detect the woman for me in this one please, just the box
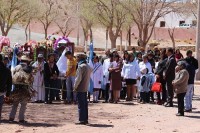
[121,51,129,99]
[44,53,59,104]
[175,49,183,61]
[32,54,45,103]
[109,55,122,103]
[172,61,189,116]
[122,53,141,101]
[123,51,129,63]
[136,52,143,64]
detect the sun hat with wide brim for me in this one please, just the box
[75,53,87,60]
[21,55,32,61]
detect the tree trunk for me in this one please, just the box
[110,38,117,49]
[89,28,93,44]
[109,28,117,49]
[168,28,176,49]
[44,28,48,39]
[106,28,109,50]
[2,31,7,36]
[25,23,29,42]
[128,27,131,46]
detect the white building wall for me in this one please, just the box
[155,12,196,28]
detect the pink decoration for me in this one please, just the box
[54,36,70,49]
[0,36,10,52]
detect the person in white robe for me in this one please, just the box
[90,56,103,103]
[32,54,45,102]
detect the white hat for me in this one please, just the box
[38,54,44,58]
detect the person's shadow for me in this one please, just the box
[0,119,61,127]
[87,123,114,128]
[186,115,200,119]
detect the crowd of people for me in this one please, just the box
[0,46,199,125]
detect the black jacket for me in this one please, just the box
[155,59,167,83]
[185,56,198,70]
[164,55,177,81]
[0,62,12,96]
[44,62,59,82]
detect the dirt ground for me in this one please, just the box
[0,86,200,133]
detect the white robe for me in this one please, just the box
[32,61,45,101]
[90,62,103,89]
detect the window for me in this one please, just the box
[192,20,197,26]
[160,21,165,27]
[179,21,185,26]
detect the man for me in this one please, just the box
[185,50,198,71]
[65,51,77,104]
[184,50,198,112]
[74,53,92,125]
[163,48,177,107]
[0,54,12,121]
[172,61,189,116]
[3,56,11,69]
[9,55,33,123]
[132,47,137,57]
[101,49,110,64]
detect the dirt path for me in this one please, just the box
[1,86,200,133]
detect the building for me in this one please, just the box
[155,12,197,28]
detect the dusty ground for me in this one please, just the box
[0,86,200,133]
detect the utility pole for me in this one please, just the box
[196,0,200,80]
[76,0,80,46]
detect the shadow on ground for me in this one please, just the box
[186,115,200,119]
[0,119,62,127]
[87,123,114,128]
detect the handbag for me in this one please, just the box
[151,82,162,92]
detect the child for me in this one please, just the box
[139,68,155,104]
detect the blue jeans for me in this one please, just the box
[184,84,194,110]
[66,76,76,102]
[77,92,88,122]
[0,95,4,120]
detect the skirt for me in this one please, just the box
[125,79,136,85]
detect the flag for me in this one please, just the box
[88,42,94,93]
[11,47,18,73]
[56,48,67,76]
[89,42,94,62]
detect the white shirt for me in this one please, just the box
[139,61,152,73]
[102,58,112,84]
[121,60,141,79]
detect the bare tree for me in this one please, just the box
[0,0,32,36]
[53,1,76,37]
[19,1,40,41]
[184,0,198,19]
[168,27,176,49]
[89,0,130,48]
[123,0,181,49]
[38,0,59,39]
